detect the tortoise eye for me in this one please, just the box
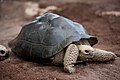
[0,50,5,54]
[85,50,89,53]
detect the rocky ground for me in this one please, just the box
[0,0,120,80]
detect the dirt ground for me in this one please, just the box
[0,0,120,80]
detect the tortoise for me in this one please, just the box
[0,45,9,61]
[9,13,117,73]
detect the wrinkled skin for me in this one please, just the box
[78,45,94,61]
[78,45,116,62]
[0,45,9,61]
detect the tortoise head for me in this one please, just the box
[0,45,9,61]
[78,45,94,61]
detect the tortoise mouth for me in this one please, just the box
[0,53,9,61]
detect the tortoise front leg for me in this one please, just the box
[64,44,79,74]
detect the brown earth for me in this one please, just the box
[0,0,120,80]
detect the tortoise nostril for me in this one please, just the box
[0,50,5,54]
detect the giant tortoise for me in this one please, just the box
[9,13,117,73]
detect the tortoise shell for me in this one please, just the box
[9,13,97,60]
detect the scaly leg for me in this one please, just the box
[64,44,79,73]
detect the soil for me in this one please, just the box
[0,0,120,80]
